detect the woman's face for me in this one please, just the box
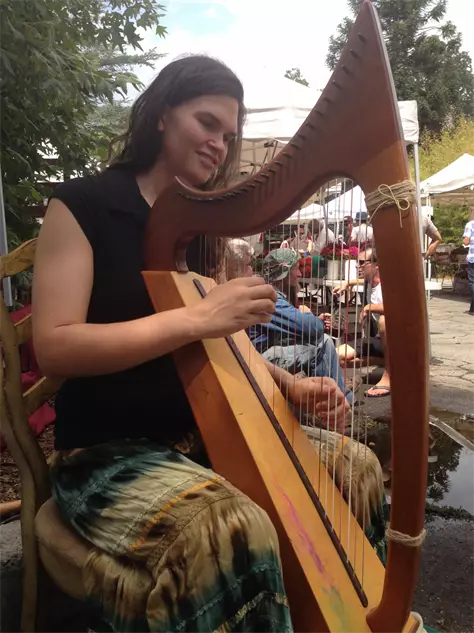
[159,95,239,186]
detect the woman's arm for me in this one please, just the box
[32,201,207,378]
[33,200,277,379]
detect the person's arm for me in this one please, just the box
[463,222,471,246]
[363,303,385,315]
[33,200,277,379]
[332,278,364,295]
[272,296,323,344]
[264,360,349,429]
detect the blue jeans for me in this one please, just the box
[261,335,353,404]
[468,262,474,313]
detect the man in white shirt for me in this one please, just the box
[311,220,335,255]
[350,212,374,246]
[333,246,390,398]
[463,218,474,315]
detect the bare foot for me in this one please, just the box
[366,373,391,398]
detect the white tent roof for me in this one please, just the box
[324,185,367,219]
[420,153,474,205]
[281,203,325,225]
[241,72,321,172]
[240,69,419,173]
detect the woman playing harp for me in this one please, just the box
[32,56,351,632]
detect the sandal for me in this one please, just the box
[365,385,391,398]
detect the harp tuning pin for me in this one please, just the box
[282,151,292,159]
[350,49,361,59]
[259,173,270,179]
[306,121,316,130]
[357,32,366,42]
[332,80,342,90]
[315,110,324,117]
[274,160,284,166]
[268,167,276,173]
[341,64,351,74]
[297,132,307,140]
[248,183,257,189]
[323,96,333,104]
[289,141,301,149]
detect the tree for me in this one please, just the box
[0,0,167,246]
[326,0,474,136]
[415,116,474,181]
[86,48,165,163]
[410,116,474,245]
[284,68,309,87]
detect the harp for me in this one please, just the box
[142,2,429,631]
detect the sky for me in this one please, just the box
[130,0,474,99]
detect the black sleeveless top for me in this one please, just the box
[50,168,199,449]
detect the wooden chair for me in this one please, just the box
[0,239,92,631]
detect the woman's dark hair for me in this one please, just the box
[108,54,246,190]
[107,55,245,279]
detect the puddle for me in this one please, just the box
[427,428,474,515]
[365,410,474,515]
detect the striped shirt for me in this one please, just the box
[463,221,474,263]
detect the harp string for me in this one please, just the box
[213,175,381,591]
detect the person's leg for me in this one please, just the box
[467,262,474,313]
[366,315,391,397]
[314,334,353,404]
[337,343,384,368]
[51,439,293,633]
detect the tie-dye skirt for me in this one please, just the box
[50,439,293,633]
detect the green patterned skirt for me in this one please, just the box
[50,439,293,633]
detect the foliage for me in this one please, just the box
[432,205,469,246]
[0,0,167,247]
[409,116,473,246]
[414,116,474,181]
[284,68,309,87]
[326,0,474,136]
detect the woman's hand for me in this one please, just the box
[192,276,278,339]
[288,376,349,434]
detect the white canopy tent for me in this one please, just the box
[241,71,321,174]
[241,74,419,174]
[420,153,474,207]
[280,203,325,225]
[244,94,420,223]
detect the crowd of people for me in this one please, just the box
[244,205,445,400]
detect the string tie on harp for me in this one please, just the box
[365,180,416,228]
[386,526,426,548]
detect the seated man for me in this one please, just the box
[334,246,390,398]
[246,248,355,406]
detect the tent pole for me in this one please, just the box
[0,167,13,307]
[413,142,433,361]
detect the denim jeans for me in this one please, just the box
[468,262,474,313]
[261,335,353,404]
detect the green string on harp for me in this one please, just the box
[365,180,416,228]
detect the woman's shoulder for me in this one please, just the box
[50,169,127,207]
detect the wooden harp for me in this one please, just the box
[142,1,429,631]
